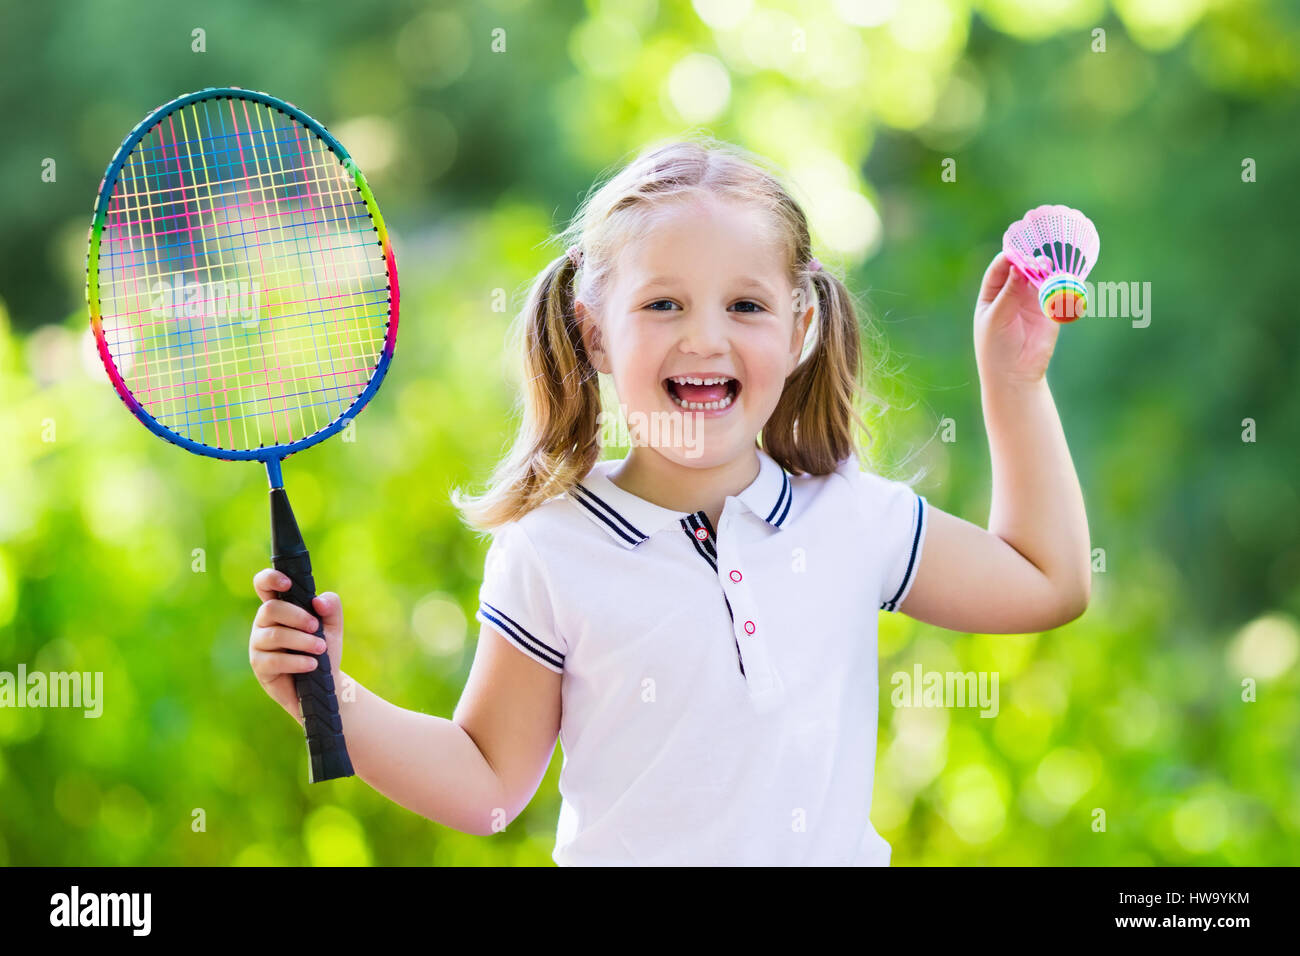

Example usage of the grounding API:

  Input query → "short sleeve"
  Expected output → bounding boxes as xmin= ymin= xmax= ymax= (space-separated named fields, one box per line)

xmin=836 ymin=455 xmax=929 ymax=613
xmin=475 ymin=521 xmax=567 ymax=673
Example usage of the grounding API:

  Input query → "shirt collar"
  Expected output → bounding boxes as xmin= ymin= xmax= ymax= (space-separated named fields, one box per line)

xmin=569 ymin=447 xmax=793 ymax=550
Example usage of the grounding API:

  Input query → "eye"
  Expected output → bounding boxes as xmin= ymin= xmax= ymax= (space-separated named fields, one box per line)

xmin=642 ymin=299 xmax=766 ymax=313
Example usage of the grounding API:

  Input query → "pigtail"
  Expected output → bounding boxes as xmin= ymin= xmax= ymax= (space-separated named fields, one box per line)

xmin=762 ymin=265 xmax=873 ymax=476
xmin=451 ymin=251 xmax=603 ymax=531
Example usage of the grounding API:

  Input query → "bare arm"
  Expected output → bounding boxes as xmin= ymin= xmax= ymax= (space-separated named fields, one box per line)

xmin=452 ymin=624 xmax=563 ymax=827
xmin=333 ymin=677 xmax=501 ymax=834
xmin=900 ymin=379 xmax=1091 ymax=631
xmin=899 ymin=253 xmax=1091 ymax=633
xmin=341 ymin=625 xmax=561 ymax=835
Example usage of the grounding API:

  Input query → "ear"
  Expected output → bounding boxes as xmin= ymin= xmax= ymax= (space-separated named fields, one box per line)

xmin=576 ymin=299 xmax=611 ymax=375
xmin=788 ymin=291 xmax=814 ymax=375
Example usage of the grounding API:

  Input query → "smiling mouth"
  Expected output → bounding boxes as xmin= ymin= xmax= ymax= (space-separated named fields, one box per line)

xmin=662 ymin=376 xmax=741 ymax=411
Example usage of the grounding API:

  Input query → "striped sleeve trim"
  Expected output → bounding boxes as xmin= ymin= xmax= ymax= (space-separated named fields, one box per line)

xmin=476 ymin=601 xmax=565 ymax=673
xmin=881 ymin=494 xmax=927 ymax=612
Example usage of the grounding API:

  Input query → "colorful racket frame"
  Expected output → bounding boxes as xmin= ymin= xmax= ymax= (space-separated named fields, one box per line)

xmin=85 ymin=86 xmax=400 ymax=490
xmin=85 ymin=87 xmax=400 ymax=783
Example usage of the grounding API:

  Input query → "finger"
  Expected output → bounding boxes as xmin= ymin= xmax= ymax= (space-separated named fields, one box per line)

xmin=250 ymin=649 xmax=319 ymax=678
xmin=253 ymin=568 xmax=293 ymax=603
xmin=251 ymin=625 xmax=328 ymax=655
xmin=312 ymin=592 xmax=344 ymax=642
xmin=977 ymin=252 xmax=1013 ymax=305
xmin=254 ymin=598 xmax=320 ymax=633
xmin=986 ymin=259 xmax=1027 ymax=317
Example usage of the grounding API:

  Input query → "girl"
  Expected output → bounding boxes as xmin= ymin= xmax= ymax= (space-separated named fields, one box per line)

xmin=248 ymin=137 xmax=1091 ymax=865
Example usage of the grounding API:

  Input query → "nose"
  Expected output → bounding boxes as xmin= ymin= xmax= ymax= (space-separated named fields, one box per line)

xmin=676 ymin=309 xmax=730 ymax=357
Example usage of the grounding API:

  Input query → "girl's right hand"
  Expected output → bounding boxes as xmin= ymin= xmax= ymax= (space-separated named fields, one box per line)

xmin=248 ymin=569 xmax=345 ymax=725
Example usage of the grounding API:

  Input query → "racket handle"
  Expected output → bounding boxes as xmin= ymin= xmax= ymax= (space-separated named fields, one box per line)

xmin=270 ymin=488 xmax=355 ymax=783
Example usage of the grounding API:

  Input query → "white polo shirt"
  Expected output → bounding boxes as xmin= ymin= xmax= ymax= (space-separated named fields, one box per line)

xmin=475 ymin=445 xmax=927 ymax=866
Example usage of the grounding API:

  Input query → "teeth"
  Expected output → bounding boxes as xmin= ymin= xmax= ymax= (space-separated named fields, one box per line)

xmin=668 ymin=375 xmax=734 ymax=386
xmin=668 ymin=390 xmax=736 ymax=411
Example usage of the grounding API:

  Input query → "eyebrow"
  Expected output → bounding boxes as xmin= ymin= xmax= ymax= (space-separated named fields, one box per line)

xmin=633 ymin=276 xmax=776 ymax=295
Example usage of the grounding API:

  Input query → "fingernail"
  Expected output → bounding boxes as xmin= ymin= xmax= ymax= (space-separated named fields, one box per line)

xmin=316 ymin=639 xmax=327 ymax=652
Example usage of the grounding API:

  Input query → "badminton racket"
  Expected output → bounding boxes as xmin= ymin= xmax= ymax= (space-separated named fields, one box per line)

xmin=85 ymin=87 xmax=399 ymax=782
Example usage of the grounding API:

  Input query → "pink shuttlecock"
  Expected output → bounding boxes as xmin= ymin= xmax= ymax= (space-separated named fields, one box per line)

xmin=1002 ymin=204 xmax=1100 ymax=322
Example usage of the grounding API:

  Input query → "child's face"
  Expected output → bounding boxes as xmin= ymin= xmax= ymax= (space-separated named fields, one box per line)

xmin=579 ymin=194 xmax=812 ymax=468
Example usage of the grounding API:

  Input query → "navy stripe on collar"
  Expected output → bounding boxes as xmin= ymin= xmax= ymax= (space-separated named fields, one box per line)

xmin=570 ymin=451 xmax=793 ymax=548
xmin=766 ymin=469 xmax=793 ymax=527
xmin=570 ymin=483 xmax=647 ymax=546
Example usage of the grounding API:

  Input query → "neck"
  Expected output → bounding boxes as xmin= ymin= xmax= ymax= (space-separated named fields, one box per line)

xmin=609 ymin=445 xmax=761 ymax=528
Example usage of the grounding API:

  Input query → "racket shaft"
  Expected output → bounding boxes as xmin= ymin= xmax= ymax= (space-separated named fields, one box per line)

xmin=270 ymin=489 xmax=354 ymax=782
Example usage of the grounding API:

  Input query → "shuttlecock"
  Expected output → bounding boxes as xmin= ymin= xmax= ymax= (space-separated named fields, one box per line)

xmin=1002 ymin=204 xmax=1100 ymax=322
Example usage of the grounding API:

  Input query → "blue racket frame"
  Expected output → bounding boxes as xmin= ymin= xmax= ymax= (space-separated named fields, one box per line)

xmin=86 ymin=86 xmax=400 ymax=490
xmin=87 ymin=86 xmax=400 ymax=782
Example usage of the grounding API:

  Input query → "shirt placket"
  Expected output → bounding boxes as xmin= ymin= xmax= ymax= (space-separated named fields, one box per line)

xmin=679 ymin=509 xmax=784 ymax=711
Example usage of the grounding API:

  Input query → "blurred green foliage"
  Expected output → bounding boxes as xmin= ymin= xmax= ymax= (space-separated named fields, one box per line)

xmin=1 ymin=0 xmax=1298 ymax=865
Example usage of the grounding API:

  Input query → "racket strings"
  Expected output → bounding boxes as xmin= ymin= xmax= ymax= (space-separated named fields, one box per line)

xmin=95 ymin=96 xmax=391 ymax=452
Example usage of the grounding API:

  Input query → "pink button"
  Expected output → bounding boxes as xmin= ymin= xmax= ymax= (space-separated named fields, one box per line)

xmin=695 ymin=527 xmax=708 ymax=541
xmin=744 ymin=620 xmax=756 ymax=635
xmin=730 ymin=570 xmax=742 ymax=582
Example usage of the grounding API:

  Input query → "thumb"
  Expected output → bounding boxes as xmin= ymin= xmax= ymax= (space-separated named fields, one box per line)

xmin=987 ymin=262 xmax=1025 ymax=315
xmin=977 ymin=252 xmax=1014 ymax=305
xmin=311 ymin=592 xmax=344 ymax=641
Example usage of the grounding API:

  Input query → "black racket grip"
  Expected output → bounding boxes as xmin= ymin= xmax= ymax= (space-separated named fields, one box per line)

xmin=272 ymin=550 xmax=355 ymax=783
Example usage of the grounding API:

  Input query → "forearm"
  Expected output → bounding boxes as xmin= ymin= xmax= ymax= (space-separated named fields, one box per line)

xmin=322 ymin=671 xmax=506 ymax=836
xmin=981 ymin=377 xmax=1091 ymax=614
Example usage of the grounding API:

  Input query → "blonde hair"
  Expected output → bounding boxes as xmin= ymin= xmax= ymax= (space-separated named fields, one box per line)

xmin=453 ymin=135 xmax=889 ymax=531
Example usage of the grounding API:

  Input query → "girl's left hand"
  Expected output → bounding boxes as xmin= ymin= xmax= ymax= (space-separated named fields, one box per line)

xmin=973 ymin=251 xmax=1060 ymax=386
